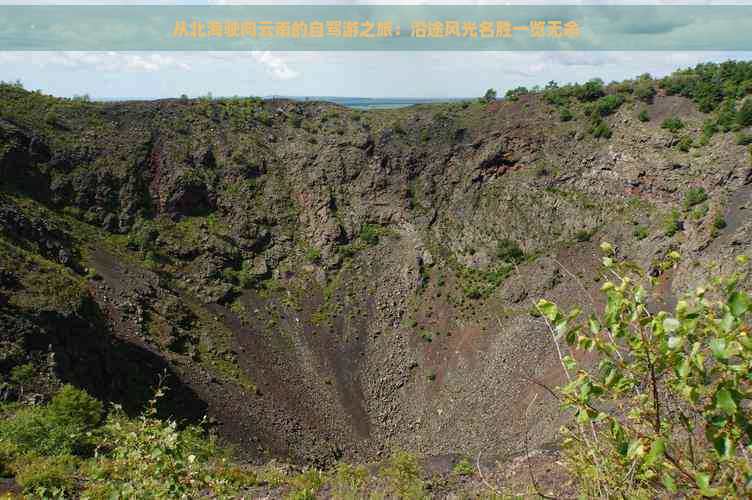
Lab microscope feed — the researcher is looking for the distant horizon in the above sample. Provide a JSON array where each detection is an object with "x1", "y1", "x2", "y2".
[
  {"x1": 91, "y1": 95, "x2": 473, "y2": 101},
  {"x1": 6, "y1": 51, "x2": 752, "y2": 104},
  {"x1": 84, "y1": 94, "x2": 474, "y2": 109}
]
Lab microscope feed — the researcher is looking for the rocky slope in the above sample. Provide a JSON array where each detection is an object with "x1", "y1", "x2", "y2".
[{"x1": 1, "y1": 74, "x2": 751, "y2": 470}]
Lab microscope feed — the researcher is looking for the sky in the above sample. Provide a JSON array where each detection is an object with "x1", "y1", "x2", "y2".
[{"x1": 1, "y1": 0, "x2": 752, "y2": 99}]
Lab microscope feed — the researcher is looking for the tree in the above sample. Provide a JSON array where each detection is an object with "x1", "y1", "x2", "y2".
[
  {"x1": 738, "y1": 98, "x2": 752, "y2": 127},
  {"x1": 634, "y1": 79, "x2": 656, "y2": 103},
  {"x1": 661, "y1": 116, "x2": 684, "y2": 132},
  {"x1": 575, "y1": 78, "x2": 605, "y2": 102},
  {"x1": 47, "y1": 385, "x2": 103, "y2": 429},
  {"x1": 483, "y1": 88, "x2": 497, "y2": 103},
  {"x1": 539, "y1": 244, "x2": 752, "y2": 497},
  {"x1": 505, "y1": 86, "x2": 529, "y2": 101},
  {"x1": 10, "y1": 364, "x2": 34, "y2": 397}
]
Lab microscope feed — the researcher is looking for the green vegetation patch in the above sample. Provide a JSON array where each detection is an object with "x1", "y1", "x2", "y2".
[
  {"x1": 546, "y1": 245, "x2": 752, "y2": 498},
  {"x1": 661, "y1": 116, "x2": 685, "y2": 132}
]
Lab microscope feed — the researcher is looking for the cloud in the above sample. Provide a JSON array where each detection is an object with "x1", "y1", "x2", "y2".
[
  {"x1": 209, "y1": 0, "x2": 752, "y2": 4},
  {"x1": 0, "y1": 1, "x2": 183, "y2": 4},
  {"x1": 542, "y1": 51, "x2": 618, "y2": 66},
  {"x1": 250, "y1": 51, "x2": 299, "y2": 80},
  {"x1": 32, "y1": 51, "x2": 191, "y2": 72}
]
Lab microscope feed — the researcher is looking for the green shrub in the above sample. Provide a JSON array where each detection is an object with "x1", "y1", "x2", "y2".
[
  {"x1": 638, "y1": 110, "x2": 650, "y2": 122},
  {"x1": 559, "y1": 107, "x2": 573, "y2": 122},
  {"x1": 0, "y1": 385, "x2": 102, "y2": 457},
  {"x1": 661, "y1": 116, "x2": 684, "y2": 132},
  {"x1": 658, "y1": 61, "x2": 752, "y2": 113},
  {"x1": 677, "y1": 136, "x2": 693, "y2": 152},
  {"x1": 717, "y1": 100, "x2": 739, "y2": 132},
  {"x1": 288, "y1": 114, "x2": 302, "y2": 128},
  {"x1": 588, "y1": 117, "x2": 612, "y2": 139},
  {"x1": 0, "y1": 383, "x2": 252, "y2": 498},
  {"x1": 14, "y1": 455, "x2": 78, "y2": 496},
  {"x1": 684, "y1": 187, "x2": 708, "y2": 208},
  {"x1": 482, "y1": 88, "x2": 497, "y2": 103},
  {"x1": 735, "y1": 133, "x2": 752, "y2": 145},
  {"x1": 496, "y1": 239, "x2": 524, "y2": 263},
  {"x1": 359, "y1": 224, "x2": 380, "y2": 245},
  {"x1": 575, "y1": 229, "x2": 595, "y2": 242},
  {"x1": 452, "y1": 458, "x2": 474, "y2": 477},
  {"x1": 48, "y1": 384, "x2": 103, "y2": 430},
  {"x1": 632, "y1": 225, "x2": 649, "y2": 241},
  {"x1": 664, "y1": 209, "x2": 683, "y2": 237},
  {"x1": 714, "y1": 214, "x2": 728, "y2": 230},
  {"x1": 10, "y1": 363, "x2": 34, "y2": 395},
  {"x1": 288, "y1": 467, "x2": 325, "y2": 499},
  {"x1": 44, "y1": 109, "x2": 61, "y2": 128},
  {"x1": 595, "y1": 94, "x2": 625, "y2": 117},
  {"x1": 691, "y1": 204, "x2": 709, "y2": 221},
  {"x1": 634, "y1": 80, "x2": 656, "y2": 103},
  {"x1": 505, "y1": 86, "x2": 529, "y2": 101},
  {"x1": 738, "y1": 98, "x2": 752, "y2": 127},
  {"x1": 545, "y1": 246, "x2": 752, "y2": 497},
  {"x1": 574, "y1": 79, "x2": 605, "y2": 102},
  {"x1": 305, "y1": 246, "x2": 320, "y2": 263},
  {"x1": 0, "y1": 441, "x2": 19, "y2": 477},
  {"x1": 256, "y1": 110, "x2": 272, "y2": 126},
  {"x1": 330, "y1": 463, "x2": 368, "y2": 499},
  {"x1": 700, "y1": 119, "x2": 719, "y2": 145},
  {"x1": 0, "y1": 406, "x2": 90, "y2": 457},
  {"x1": 127, "y1": 218, "x2": 158, "y2": 253},
  {"x1": 381, "y1": 451, "x2": 425, "y2": 499},
  {"x1": 86, "y1": 390, "x2": 232, "y2": 498},
  {"x1": 289, "y1": 489, "x2": 316, "y2": 500}
]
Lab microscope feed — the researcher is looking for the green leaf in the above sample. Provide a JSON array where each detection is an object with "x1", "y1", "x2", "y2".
[
  {"x1": 694, "y1": 472, "x2": 710, "y2": 490},
  {"x1": 710, "y1": 338, "x2": 730, "y2": 360},
  {"x1": 712, "y1": 432, "x2": 736, "y2": 460},
  {"x1": 663, "y1": 317, "x2": 680, "y2": 333},
  {"x1": 676, "y1": 357, "x2": 690, "y2": 379},
  {"x1": 626, "y1": 439, "x2": 644, "y2": 459},
  {"x1": 537, "y1": 299, "x2": 559, "y2": 322},
  {"x1": 739, "y1": 335, "x2": 752, "y2": 351},
  {"x1": 604, "y1": 366, "x2": 618, "y2": 387},
  {"x1": 567, "y1": 308, "x2": 582, "y2": 321},
  {"x1": 729, "y1": 290, "x2": 750, "y2": 318},
  {"x1": 668, "y1": 336, "x2": 685, "y2": 350},
  {"x1": 661, "y1": 473, "x2": 677, "y2": 493},
  {"x1": 565, "y1": 324, "x2": 579, "y2": 346},
  {"x1": 635, "y1": 285, "x2": 646, "y2": 304},
  {"x1": 554, "y1": 319, "x2": 568, "y2": 340},
  {"x1": 562, "y1": 355, "x2": 577, "y2": 371},
  {"x1": 645, "y1": 437, "x2": 666, "y2": 466},
  {"x1": 715, "y1": 387, "x2": 737, "y2": 416},
  {"x1": 588, "y1": 317, "x2": 601, "y2": 335},
  {"x1": 675, "y1": 299, "x2": 688, "y2": 316}
]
